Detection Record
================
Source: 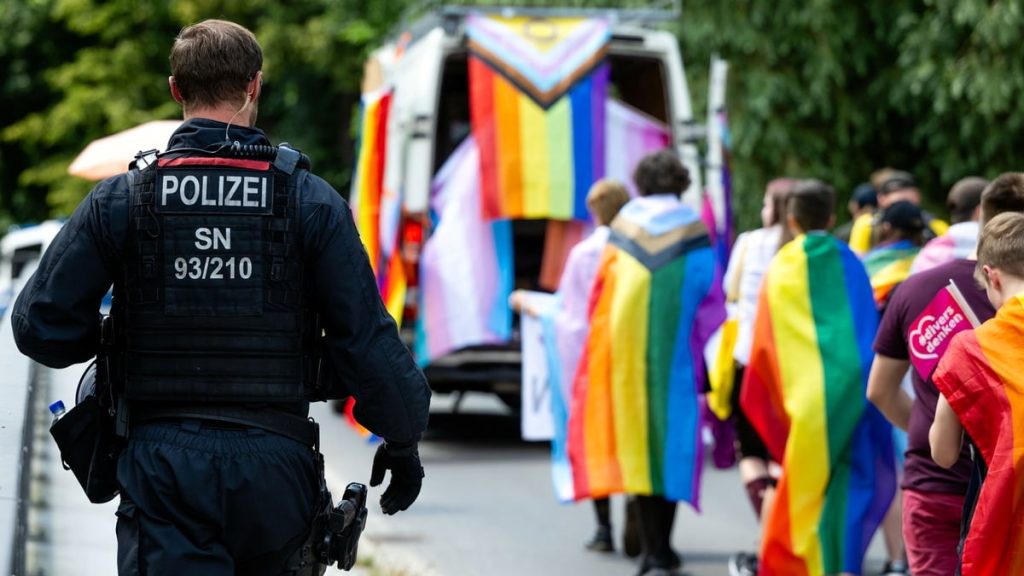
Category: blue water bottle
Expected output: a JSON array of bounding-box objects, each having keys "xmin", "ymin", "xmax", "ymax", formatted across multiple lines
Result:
[{"xmin": 49, "ymin": 400, "xmax": 66, "ymax": 425}]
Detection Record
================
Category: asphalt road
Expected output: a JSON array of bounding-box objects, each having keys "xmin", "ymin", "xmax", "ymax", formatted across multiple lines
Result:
[
  {"xmin": 27, "ymin": 371, "xmax": 888, "ymax": 576},
  {"xmin": 315, "ymin": 392, "xmax": 888, "ymax": 576}
]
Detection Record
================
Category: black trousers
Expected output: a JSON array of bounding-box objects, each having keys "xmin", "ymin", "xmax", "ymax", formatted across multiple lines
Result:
[{"xmin": 115, "ymin": 421, "xmax": 319, "ymax": 576}]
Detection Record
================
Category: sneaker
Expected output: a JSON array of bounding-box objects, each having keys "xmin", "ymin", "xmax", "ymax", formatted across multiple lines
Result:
[
  {"xmin": 880, "ymin": 560, "xmax": 909, "ymax": 575},
  {"xmin": 636, "ymin": 551, "xmax": 682, "ymax": 576},
  {"xmin": 728, "ymin": 551, "xmax": 759, "ymax": 576},
  {"xmin": 584, "ymin": 526, "xmax": 614, "ymax": 552},
  {"xmin": 667, "ymin": 548, "xmax": 682, "ymax": 570}
]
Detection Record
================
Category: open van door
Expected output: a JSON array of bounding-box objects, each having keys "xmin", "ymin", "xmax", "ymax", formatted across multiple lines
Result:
[
  {"xmin": 387, "ymin": 29, "xmax": 446, "ymax": 216},
  {"xmin": 352, "ymin": 5, "xmax": 712, "ymax": 412},
  {"xmin": 645, "ymin": 30, "xmax": 704, "ymax": 208}
]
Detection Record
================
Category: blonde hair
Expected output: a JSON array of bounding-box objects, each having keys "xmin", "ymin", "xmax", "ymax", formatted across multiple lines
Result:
[
  {"xmin": 976, "ymin": 212, "xmax": 1024, "ymax": 283},
  {"xmin": 586, "ymin": 179, "xmax": 630, "ymax": 226}
]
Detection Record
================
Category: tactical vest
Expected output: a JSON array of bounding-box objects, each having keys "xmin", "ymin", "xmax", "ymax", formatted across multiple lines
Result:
[{"xmin": 117, "ymin": 145, "xmax": 320, "ymax": 403}]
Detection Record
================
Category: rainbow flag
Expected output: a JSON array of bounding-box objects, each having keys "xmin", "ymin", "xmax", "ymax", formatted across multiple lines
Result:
[
  {"xmin": 350, "ymin": 88, "xmax": 409, "ymax": 324},
  {"xmin": 567, "ymin": 196, "xmax": 724, "ymax": 506},
  {"xmin": 415, "ymin": 136, "xmax": 513, "ymax": 366},
  {"xmin": 466, "ymin": 14, "xmax": 610, "ymax": 107},
  {"xmin": 741, "ymin": 234, "xmax": 896, "ymax": 576},
  {"xmin": 934, "ymin": 294, "xmax": 1024, "ymax": 576},
  {"xmin": 862, "ymin": 239, "xmax": 920, "ymax": 307},
  {"xmin": 466, "ymin": 14, "xmax": 610, "ymax": 221},
  {"xmin": 350, "ymin": 89, "xmax": 392, "ymax": 275}
]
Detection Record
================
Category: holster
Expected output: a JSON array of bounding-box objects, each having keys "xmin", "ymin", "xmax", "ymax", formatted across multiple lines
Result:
[{"xmin": 285, "ymin": 454, "xmax": 368, "ymax": 574}]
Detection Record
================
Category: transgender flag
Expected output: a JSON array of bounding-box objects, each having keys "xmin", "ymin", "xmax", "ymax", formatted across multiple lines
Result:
[
  {"xmin": 415, "ymin": 136, "xmax": 513, "ymax": 366},
  {"xmin": 604, "ymin": 99, "xmax": 671, "ymax": 197}
]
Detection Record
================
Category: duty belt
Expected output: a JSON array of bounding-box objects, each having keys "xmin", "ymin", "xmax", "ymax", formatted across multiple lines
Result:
[{"xmin": 132, "ymin": 404, "xmax": 319, "ymax": 447}]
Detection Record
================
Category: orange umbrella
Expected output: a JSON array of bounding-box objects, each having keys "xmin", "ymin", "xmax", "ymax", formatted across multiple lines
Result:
[{"xmin": 68, "ymin": 120, "xmax": 181, "ymax": 180}]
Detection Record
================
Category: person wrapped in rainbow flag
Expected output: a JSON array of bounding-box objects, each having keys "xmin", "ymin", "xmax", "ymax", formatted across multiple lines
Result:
[
  {"xmin": 742, "ymin": 180, "xmax": 897, "ymax": 576},
  {"xmin": 931, "ymin": 211, "xmax": 1024, "ymax": 576},
  {"xmin": 861, "ymin": 201, "xmax": 926, "ymax": 310},
  {"xmin": 567, "ymin": 150, "xmax": 724, "ymax": 575}
]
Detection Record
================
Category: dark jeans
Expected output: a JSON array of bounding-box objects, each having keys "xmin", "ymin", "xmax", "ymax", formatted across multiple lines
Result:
[{"xmin": 116, "ymin": 421, "xmax": 319, "ymax": 576}]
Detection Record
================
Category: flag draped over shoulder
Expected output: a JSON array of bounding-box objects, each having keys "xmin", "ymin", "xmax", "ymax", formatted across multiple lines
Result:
[
  {"xmin": 567, "ymin": 196, "xmax": 724, "ymax": 507},
  {"xmin": 933, "ymin": 295, "xmax": 1024, "ymax": 576},
  {"xmin": 862, "ymin": 239, "xmax": 920, "ymax": 307},
  {"xmin": 741, "ymin": 234, "xmax": 895, "ymax": 576},
  {"xmin": 466, "ymin": 14, "xmax": 610, "ymax": 221},
  {"xmin": 911, "ymin": 221, "xmax": 979, "ymax": 274}
]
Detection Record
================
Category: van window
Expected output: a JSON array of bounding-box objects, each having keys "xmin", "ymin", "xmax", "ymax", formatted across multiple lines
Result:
[
  {"xmin": 11, "ymin": 245, "xmax": 42, "ymax": 281},
  {"xmin": 608, "ymin": 54, "xmax": 669, "ymax": 123},
  {"xmin": 434, "ymin": 52, "xmax": 471, "ymax": 174}
]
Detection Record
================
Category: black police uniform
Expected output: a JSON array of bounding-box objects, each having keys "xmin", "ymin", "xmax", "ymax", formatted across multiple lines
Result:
[{"xmin": 12, "ymin": 118, "xmax": 431, "ymax": 575}]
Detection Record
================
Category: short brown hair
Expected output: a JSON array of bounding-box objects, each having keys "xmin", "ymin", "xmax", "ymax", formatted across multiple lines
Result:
[
  {"xmin": 786, "ymin": 179, "xmax": 836, "ymax": 232},
  {"xmin": 765, "ymin": 178, "xmax": 797, "ymax": 227},
  {"xmin": 976, "ymin": 212, "xmax": 1024, "ymax": 282},
  {"xmin": 632, "ymin": 150, "xmax": 691, "ymax": 197},
  {"xmin": 980, "ymin": 173, "xmax": 1024, "ymax": 225},
  {"xmin": 170, "ymin": 20, "xmax": 262, "ymax": 109},
  {"xmin": 586, "ymin": 179, "xmax": 630, "ymax": 226},
  {"xmin": 946, "ymin": 176, "xmax": 988, "ymax": 224}
]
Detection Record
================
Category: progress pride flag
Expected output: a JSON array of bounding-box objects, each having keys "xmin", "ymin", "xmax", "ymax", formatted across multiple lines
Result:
[{"xmin": 907, "ymin": 280, "xmax": 982, "ymax": 380}]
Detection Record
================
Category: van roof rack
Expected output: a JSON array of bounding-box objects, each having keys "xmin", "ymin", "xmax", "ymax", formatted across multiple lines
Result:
[{"xmin": 392, "ymin": 0, "xmax": 681, "ymax": 44}]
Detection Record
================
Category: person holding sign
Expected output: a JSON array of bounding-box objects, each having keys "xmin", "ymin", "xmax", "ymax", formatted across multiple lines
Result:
[
  {"xmin": 930, "ymin": 210, "xmax": 1024, "ymax": 576},
  {"xmin": 867, "ymin": 173, "xmax": 1024, "ymax": 576},
  {"xmin": 509, "ymin": 179, "xmax": 632, "ymax": 554}
]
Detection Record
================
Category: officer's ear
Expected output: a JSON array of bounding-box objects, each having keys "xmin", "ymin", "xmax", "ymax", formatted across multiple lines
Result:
[
  {"xmin": 169, "ymin": 76, "xmax": 184, "ymax": 105},
  {"xmin": 247, "ymin": 71, "xmax": 262, "ymax": 103}
]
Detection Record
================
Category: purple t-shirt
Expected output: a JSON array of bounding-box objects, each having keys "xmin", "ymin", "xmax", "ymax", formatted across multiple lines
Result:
[{"xmin": 873, "ymin": 258, "xmax": 995, "ymax": 494}]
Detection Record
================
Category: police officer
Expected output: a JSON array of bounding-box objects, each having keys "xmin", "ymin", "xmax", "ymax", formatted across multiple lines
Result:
[{"xmin": 12, "ymin": 19, "xmax": 430, "ymax": 575}]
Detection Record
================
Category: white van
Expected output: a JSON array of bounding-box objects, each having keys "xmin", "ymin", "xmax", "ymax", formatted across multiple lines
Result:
[
  {"xmin": 0, "ymin": 220, "xmax": 64, "ymax": 319},
  {"xmin": 357, "ymin": 5, "xmax": 714, "ymax": 408}
]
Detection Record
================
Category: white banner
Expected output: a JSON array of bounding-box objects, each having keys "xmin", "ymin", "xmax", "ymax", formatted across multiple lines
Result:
[{"xmin": 520, "ymin": 291, "xmax": 556, "ymax": 441}]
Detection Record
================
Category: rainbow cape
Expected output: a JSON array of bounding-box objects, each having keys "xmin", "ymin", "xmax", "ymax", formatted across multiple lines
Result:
[
  {"xmin": 862, "ymin": 239, "xmax": 920, "ymax": 307},
  {"xmin": 467, "ymin": 14, "xmax": 610, "ymax": 220},
  {"xmin": 741, "ymin": 234, "xmax": 895, "ymax": 576},
  {"xmin": 567, "ymin": 196, "xmax": 724, "ymax": 506},
  {"xmin": 934, "ymin": 294, "xmax": 1024, "ymax": 576}
]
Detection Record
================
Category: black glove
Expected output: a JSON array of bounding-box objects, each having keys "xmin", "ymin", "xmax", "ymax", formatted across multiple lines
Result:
[{"xmin": 369, "ymin": 441, "xmax": 424, "ymax": 515}]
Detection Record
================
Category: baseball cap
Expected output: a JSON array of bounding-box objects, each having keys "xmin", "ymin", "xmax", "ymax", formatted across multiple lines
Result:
[
  {"xmin": 878, "ymin": 171, "xmax": 917, "ymax": 196},
  {"xmin": 879, "ymin": 200, "xmax": 925, "ymax": 232},
  {"xmin": 851, "ymin": 182, "xmax": 878, "ymax": 209}
]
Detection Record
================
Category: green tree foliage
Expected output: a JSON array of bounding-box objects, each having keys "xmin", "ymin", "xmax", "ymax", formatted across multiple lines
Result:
[
  {"xmin": 1, "ymin": 0, "xmax": 406, "ymax": 219},
  {"xmin": 679, "ymin": 0, "xmax": 1024, "ymax": 228}
]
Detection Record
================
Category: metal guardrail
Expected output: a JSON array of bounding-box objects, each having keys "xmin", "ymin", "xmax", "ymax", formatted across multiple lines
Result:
[
  {"xmin": 1, "ymin": 309, "xmax": 36, "ymax": 576},
  {"xmin": 9, "ymin": 364, "xmax": 38, "ymax": 576}
]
